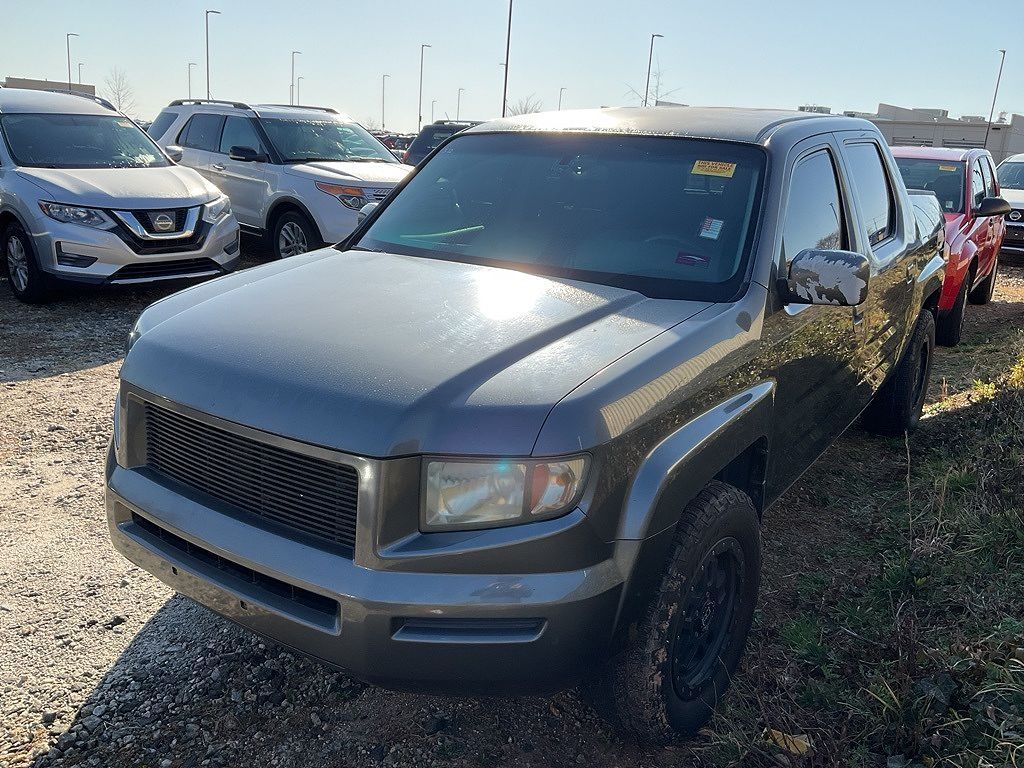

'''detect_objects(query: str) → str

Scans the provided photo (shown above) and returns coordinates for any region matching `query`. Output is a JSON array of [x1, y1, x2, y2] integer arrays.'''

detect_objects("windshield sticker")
[[939, 165, 958, 172], [116, 119, 134, 128], [698, 217, 724, 240], [692, 160, 736, 178], [676, 252, 711, 268]]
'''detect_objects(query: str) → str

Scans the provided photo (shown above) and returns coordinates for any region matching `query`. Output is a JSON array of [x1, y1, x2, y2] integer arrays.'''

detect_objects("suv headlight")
[[38, 202, 113, 229], [202, 195, 231, 224], [423, 456, 588, 531], [316, 182, 369, 210]]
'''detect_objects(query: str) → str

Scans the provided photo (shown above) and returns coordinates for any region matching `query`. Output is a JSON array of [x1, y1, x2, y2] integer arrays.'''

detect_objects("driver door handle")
[[211, 163, 226, 171]]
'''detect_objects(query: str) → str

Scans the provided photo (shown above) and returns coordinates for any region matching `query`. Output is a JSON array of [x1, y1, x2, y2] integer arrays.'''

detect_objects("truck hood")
[[282, 160, 412, 186], [121, 250, 711, 457], [17, 165, 219, 209]]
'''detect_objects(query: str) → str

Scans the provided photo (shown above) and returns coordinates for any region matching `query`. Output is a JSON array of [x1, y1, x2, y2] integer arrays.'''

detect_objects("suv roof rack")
[[257, 104, 339, 114], [169, 98, 253, 110], [40, 89, 118, 112]]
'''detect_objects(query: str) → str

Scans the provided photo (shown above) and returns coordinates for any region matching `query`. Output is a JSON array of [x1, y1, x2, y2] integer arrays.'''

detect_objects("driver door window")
[[219, 117, 265, 157], [782, 149, 845, 265], [971, 161, 986, 211]]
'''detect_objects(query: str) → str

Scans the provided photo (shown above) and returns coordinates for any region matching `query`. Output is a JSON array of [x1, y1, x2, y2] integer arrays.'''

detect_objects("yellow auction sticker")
[[692, 160, 737, 178], [939, 164, 957, 172]]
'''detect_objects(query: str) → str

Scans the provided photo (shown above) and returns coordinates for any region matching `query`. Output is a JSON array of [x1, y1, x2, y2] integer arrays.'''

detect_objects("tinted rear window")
[[409, 127, 459, 154], [894, 158, 964, 213], [147, 110, 179, 140], [354, 132, 766, 301]]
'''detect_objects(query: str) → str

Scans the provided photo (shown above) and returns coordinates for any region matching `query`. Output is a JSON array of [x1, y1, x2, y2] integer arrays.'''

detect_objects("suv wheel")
[[4, 223, 53, 303], [967, 257, 998, 305], [273, 211, 320, 259], [862, 309, 935, 436], [593, 481, 761, 744], [935, 275, 968, 347]]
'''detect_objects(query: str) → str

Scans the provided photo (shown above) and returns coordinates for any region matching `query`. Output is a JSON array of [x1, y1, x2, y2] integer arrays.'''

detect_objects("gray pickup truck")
[[107, 107, 945, 742]]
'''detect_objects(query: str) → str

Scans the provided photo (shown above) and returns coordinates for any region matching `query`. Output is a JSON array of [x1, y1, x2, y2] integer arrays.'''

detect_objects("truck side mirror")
[[165, 145, 184, 163], [228, 145, 263, 162], [785, 248, 870, 307], [975, 196, 1011, 217]]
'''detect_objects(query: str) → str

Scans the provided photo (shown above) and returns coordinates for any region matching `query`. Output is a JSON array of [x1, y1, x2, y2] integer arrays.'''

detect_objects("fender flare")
[[917, 250, 946, 304], [265, 196, 324, 242]]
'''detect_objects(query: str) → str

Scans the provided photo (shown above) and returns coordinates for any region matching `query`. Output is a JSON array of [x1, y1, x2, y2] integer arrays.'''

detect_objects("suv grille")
[[143, 403, 359, 549], [136, 208, 190, 234], [370, 188, 392, 201]]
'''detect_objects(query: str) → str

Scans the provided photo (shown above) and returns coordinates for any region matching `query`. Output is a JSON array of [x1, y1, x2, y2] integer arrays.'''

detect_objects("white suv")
[[0, 88, 239, 303], [149, 100, 412, 259]]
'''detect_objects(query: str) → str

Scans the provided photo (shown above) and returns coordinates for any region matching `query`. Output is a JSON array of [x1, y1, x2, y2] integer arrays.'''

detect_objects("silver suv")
[[0, 88, 239, 303], [148, 100, 411, 260]]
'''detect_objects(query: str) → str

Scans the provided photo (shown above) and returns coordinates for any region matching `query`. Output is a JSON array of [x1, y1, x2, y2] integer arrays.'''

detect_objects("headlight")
[[316, 182, 369, 210], [202, 195, 231, 224], [423, 456, 588, 531], [38, 202, 112, 229]]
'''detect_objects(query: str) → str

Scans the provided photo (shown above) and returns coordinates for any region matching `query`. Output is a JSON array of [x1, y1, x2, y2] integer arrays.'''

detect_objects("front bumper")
[[1001, 221, 1024, 256], [105, 454, 623, 695], [30, 212, 240, 285]]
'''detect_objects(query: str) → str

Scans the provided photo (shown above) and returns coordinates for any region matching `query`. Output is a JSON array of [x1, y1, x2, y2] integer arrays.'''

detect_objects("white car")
[[149, 100, 412, 259], [0, 88, 239, 303]]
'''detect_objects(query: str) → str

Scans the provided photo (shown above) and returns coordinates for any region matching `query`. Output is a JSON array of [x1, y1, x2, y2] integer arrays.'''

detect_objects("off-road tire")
[[593, 481, 761, 745], [272, 210, 321, 260], [862, 309, 935, 436], [3, 222, 54, 303], [968, 257, 998, 305], [935, 275, 968, 347]]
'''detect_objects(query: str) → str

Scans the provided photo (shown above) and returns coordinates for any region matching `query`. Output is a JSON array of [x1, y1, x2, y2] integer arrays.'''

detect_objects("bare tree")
[[104, 67, 136, 114], [507, 94, 543, 116], [625, 61, 682, 106], [362, 116, 381, 131]]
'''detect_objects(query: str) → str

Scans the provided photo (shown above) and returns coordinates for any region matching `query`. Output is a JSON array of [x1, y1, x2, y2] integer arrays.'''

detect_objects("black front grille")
[[110, 258, 220, 281], [143, 403, 360, 549], [131, 513, 339, 622], [134, 208, 189, 234]]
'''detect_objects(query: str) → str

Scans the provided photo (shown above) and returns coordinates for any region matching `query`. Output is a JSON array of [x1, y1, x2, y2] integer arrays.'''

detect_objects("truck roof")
[[466, 106, 867, 144], [0, 87, 116, 115], [889, 146, 990, 162]]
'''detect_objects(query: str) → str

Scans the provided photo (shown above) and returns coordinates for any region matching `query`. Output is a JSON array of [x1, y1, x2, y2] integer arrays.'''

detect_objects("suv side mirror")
[[229, 145, 262, 162], [165, 145, 184, 163], [785, 248, 870, 307], [975, 196, 1011, 217]]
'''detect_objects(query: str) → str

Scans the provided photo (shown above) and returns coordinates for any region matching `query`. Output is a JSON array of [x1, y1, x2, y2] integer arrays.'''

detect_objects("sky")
[[3, 0, 1021, 133]]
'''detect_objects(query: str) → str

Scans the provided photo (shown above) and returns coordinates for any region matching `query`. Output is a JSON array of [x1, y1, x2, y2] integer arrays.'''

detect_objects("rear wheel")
[[272, 210, 321, 260], [3, 223, 54, 303], [592, 482, 761, 744], [968, 257, 998, 305], [863, 309, 935, 436], [935, 276, 968, 347]]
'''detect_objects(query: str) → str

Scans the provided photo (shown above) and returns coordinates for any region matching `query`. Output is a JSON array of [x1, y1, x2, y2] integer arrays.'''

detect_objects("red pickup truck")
[[892, 147, 1010, 345]]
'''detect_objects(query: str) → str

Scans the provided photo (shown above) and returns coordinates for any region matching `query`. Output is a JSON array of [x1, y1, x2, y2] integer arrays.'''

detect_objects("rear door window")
[[783, 149, 845, 263], [844, 142, 895, 246], [178, 114, 225, 151]]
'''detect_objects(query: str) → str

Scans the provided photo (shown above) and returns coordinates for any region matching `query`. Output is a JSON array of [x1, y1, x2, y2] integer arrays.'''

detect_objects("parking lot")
[[2, 240, 1022, 767]]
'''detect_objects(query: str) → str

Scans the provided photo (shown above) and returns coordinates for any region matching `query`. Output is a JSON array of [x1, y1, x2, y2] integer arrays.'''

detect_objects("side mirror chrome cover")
[[786, 248, 870, 307], [165, 145, 184, 163]]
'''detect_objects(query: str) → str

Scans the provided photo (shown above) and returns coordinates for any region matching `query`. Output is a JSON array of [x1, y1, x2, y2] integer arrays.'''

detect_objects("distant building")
[[2, 76, 96, 97], [837, 103, 1024, 164], [798, 105, 832, 114]]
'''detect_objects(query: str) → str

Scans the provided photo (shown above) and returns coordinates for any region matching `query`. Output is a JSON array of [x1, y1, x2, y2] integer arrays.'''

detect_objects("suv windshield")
[[894, 158, 964, 213], [353, 132, 766, 300], [260, 118, 396, 163], [0, 113, 168, 169], [997, 161, 1024, 190]]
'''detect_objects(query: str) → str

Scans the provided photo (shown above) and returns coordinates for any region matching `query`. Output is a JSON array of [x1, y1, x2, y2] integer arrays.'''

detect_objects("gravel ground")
[[2, 250, 1022, 768]]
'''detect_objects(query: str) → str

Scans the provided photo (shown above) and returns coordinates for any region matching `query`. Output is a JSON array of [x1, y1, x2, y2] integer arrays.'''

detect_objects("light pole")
[[456, 88, 465, 120], [187, 62, 197, 99], [65, 33, 78, 93], [290, 50, 301, 105], [205, 10, 220, 99], [77, 62, 84, 85], [558, 87, 567, 110], [644, 34, 663, 107], [296, 76, 304, 105], [418, 44, 431, 130], [381, 74, 390, 130], [431, 99, 437, 123], [501, 0, 513, 117], [984, 49, 1007, 149]]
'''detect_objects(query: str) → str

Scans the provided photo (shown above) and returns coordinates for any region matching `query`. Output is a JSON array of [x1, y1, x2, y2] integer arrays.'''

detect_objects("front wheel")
[[593, 481, 761, 744], [4, 222, 54, 303], [272, 210, 321, 260], [862, 309, 935, 436]]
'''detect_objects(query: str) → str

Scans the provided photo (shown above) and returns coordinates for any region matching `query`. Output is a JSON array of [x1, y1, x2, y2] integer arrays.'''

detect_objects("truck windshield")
[[997, 161, 1024, 190], [893, 158, 964, 214], [0, 113, 168, 169], [353, 133, 766, 300], [260, 118, 397, 163]]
